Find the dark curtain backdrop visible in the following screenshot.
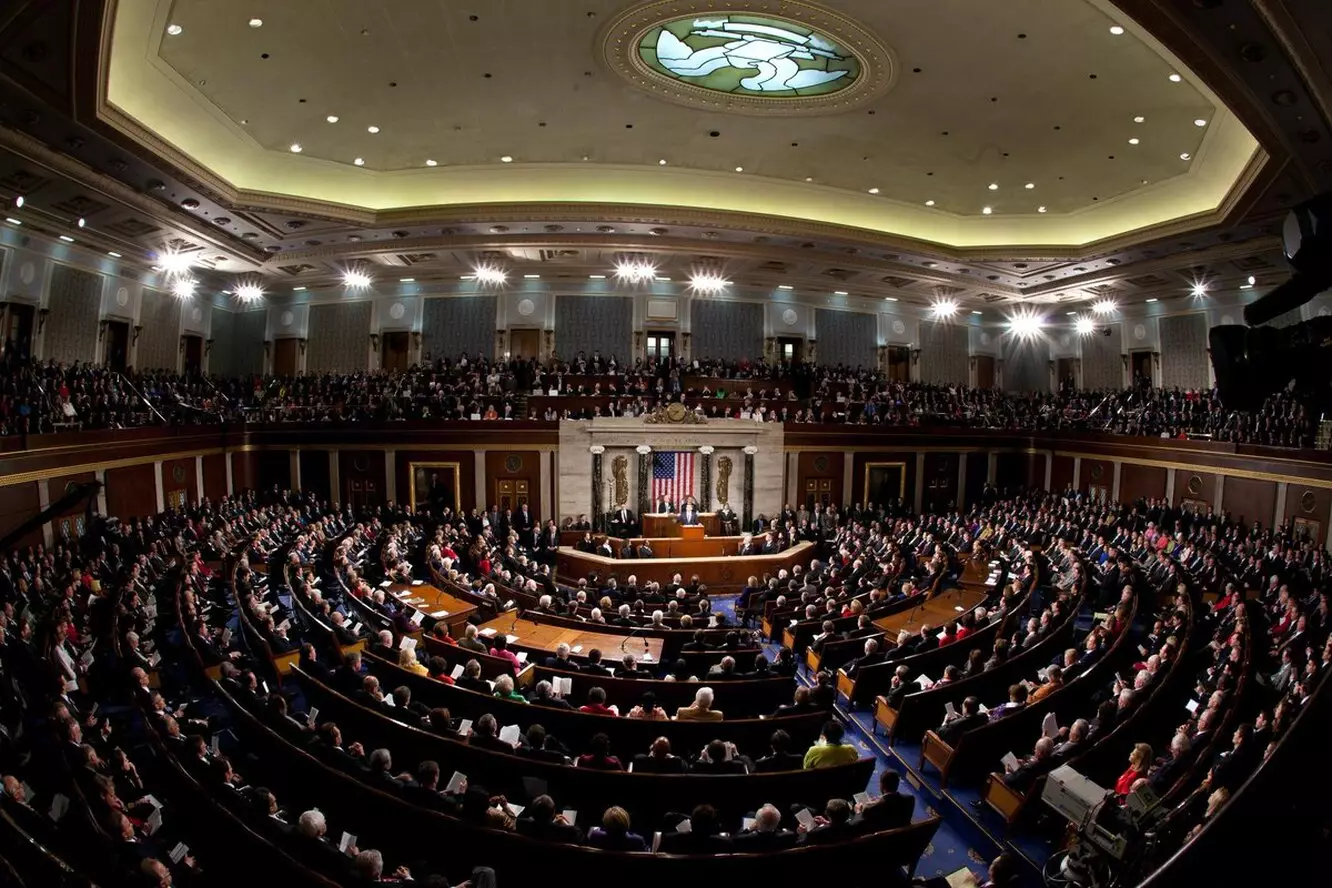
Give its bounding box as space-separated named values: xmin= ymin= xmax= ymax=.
xmin=307 ymin=302 xmax=372 ymax=372
xmin=690 ymin=300 xmax=763 ymax=361
xmin=1158 ymin=314 xmax=1210 ymax=390
xmin=919 ymin=322 xmax=968 ymax=385
xmin=422 ymin=296 xmax=497 ymax=362
xmin=816 ymin=308 xmax=876 ymax=368
xmin=555 ymin=295 xmax=632 ymax=361
xmin=44 ymin=264 xmax=102 ymax=365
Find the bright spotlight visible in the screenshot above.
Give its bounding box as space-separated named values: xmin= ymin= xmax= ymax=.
xmin=1091 ymin=299 xmax=1117 ymax=314
xmin=614 ymin=260 xmax=657 ymax=283
xmin=1191 ymin=282 xmax=1208 ymax=298
xmin=930 ymin=300 xmax=958 ymax=319
xmin=156 ymin=249 xmax=196 ymax=278
xmin=233 ymin=282 xmax=265 ymax=303
xmin=1075 ymin=316 xmax=1096 ymax=335
xmin=689 ymin=271 xmax=731 ymax=295
xmin=342 ymin=269 xmax=373 ymax=289
xmin=171 ymin=278 xmax=197 ymax=299
xmin=1007 ymin=309 xmax=1046 ymax=339
xmin=473 ymin=265 xmax=509 ymax=286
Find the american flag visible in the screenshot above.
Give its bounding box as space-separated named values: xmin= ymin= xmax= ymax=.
xmin=652 ymin=450 xmax=695 ymax=507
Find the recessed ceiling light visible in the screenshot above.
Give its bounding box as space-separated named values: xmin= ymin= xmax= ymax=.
xmin=367 ymin=125 xmax=380 ymax=134
xmin=804 ymin=177 xmax=814 ymax=182
xmin=248 ymin=18 xmax=263 ymax=29
xmin=501 ymin=155 xmax=514 ymax=163
xmin=982 ymin=207 xmax=993 ymax=214
xmin=777 ymin=284 xmax=794 ymax=290
xmin=833 ymin=290 xmax=848 ymax=295
xmin=1128 ymin=138 xmax=1140 ymax=145
xmin=971 ymin=309 xmax=983 ymax=315
xmin=884 ymin=296 xmax=898 ymax=302
xmin=107 ymin=251 xmax=121 ymax=258
xmin=867 ymin=187 xmax=879 ymax=194
xmin=292 ymin=286 xmax=306 ymax=291
xmin=1168 ymin=73 xmax=1182 ymax=83
xmin=4 ymin=218 xmax=20 ymax=225
xmin=1194 ymin=119 xmax=1208 ymax=127
xmin=1024 ymin=183 xmax=1035 ymax=190
xmin=988 ymin=183 xmax=999 ymax=191
xmin=59 ymin=235 xmax=75 ymax=242
xmin=77 ymin=217 xmax=86 ymax=228
xmin=400 ymin=277 xmax=415 ymax=283
xmin=166 ymin=24 xmax=183 ymax=36
xmin=234 ymin=282 xmax=264 ymax=303
xmin=614 ymin=261 xmax=656 ymax=283
xmin=353 ymin=157 xmax=365 ymax=166
xmin=925 ymin=199 xmax=935 ymax=206
xmin=326 ymin=115 xmax=339 ymax=123
xmin=1133 ymin=116 xmax=1145 ymax=123
xmin=1109 ymin=25 xmax=1125 ymax=35
xmin=1180 ymin=152 xmax=1191 ymax=160
xmin=13 ymin=196 xmax=23 ymax=208
xmin=343 ymin=269 xmax=372 ymax=289
xmin=1191 ymin=283 xmax=1208 ymax=297
xmin=735 ymin=166 xmax=744 ymax=172
xmin=289 ymin=143 xmax=302 ymax=153
xmin=1037 ymin=206 xmax=1047 ymax=213
xmin=1145 ymin=297 xmax=1158 ymax=303
xmin=1075 ymin=316 xmax=1096 ymax=334
xmin=658 ymin=159 xmax=667 ymax=165
xmin=589 ymin=274 xmax=606 ymax=279
xmin=425 ymin=159 xmax=437 ymax=166
xmin=524 ymin=274 xmax=541 ymax=279
xmin=1248 ymin=276 xmax=1257 ymax=286
xmin=459 ymin=275 xmax=476 ymax=281
xmin=172 ymin=278 xmax=196 ymax=299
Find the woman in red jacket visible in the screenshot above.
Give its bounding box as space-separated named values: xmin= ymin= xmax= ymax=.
xmin=1115 ymin=742 xmax=1153 ymax=799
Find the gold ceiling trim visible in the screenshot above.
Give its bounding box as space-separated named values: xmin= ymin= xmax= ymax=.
xmin=597 ymin=1 xmax=896 ymax=117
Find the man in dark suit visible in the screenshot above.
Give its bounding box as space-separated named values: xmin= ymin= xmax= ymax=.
xmin=733 ymin=804 xmax=797 ymax=851
xmin=632 ymin=737 xmax=689 ymax=774
xmin=845 ymin=638 xmax=887 ymax=677
xmin=853 ymin=770 xmax=914 ymax=831
xmin=678 ymin=500 xmax=701 ymax=526
xmin=936 ymin=696 xmax=988 ymax=746
xmin=753 ymin=729 xmax=804 ymax=772
xmin=611 ymin=505 xmax=634 ymax=533
xmin=636 ymin=540 xmax=654 ymax=558
xmin=769 ymin=687 xmax=819 ymax=718
xmin=516 ymin=795 xmax=582 ymax=844
xmin=655 ymin=498 xmax=675 ymax=514
xmin=1003 ymin=737 xmax=1057 ymax=793
xmin=799 ymin=798 xmax=856 ymax=845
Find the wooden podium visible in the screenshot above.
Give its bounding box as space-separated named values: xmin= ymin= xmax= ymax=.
xmin=680 ymin=525 xmax=705 ymax=541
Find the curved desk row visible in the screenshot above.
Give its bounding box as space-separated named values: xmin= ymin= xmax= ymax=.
xmin=556 ymin=540 xmax=815 ymax=590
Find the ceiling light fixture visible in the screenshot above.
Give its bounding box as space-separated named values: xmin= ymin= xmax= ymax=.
xmin=884 ymin=297 xmax=898 ymax=302
xmin=77 ymin=217 xmax=86 ymax=228
xmin=425 ymin=159 xmax=437 ymax=166
xmin=171 ymin=278 xmax=196 ymax=299
xmin=925 ymin=199 xmax=935 ymax=206
xmin=658 ymin=159 xmax=667 ymax=165
xmin=249 ymin=19 xmax=263 ymax=29
xmin=1191 ymin=282 xmax=1208 ymax=297
xmin=833 ymin=290 xmax=849 ymax=296
xmin=1194 ymin=119 xmax=1207 ymax=127
xmin=1109 ymin=25 xmax=1125 ymax=35
xmin=588 ymin=274 xmax=606 ymax=279
xmin=343 ymin=269 xmax=373 ymax=289
xmin=805 ymin=177 xmax=814 ymax=182
xmin=988 ymin=183 xmax=999 ymax=191
xmin=289 ymin=143 xmax=302 ymax=153
xmin=689 ymin=271 xmax=731 ymax=295
xmin=1168 ymin=73 xmax=1182 ymax=82
xmin=353 ymin=157 xmax=365 ymax=166
xmin=58 ymin=235 xmax=75 ymax=243
xmin=614 ymin=260 xmax=657 ymax=283
xmin=367 ymin=126 xmax=380 ymax=134
xmin=655 ymin=276 xmax=671 ymax=282
xmin=867 ymin=187 xmax=879 ymax=194
xmin=1037 ymin=206 xmax=1048 ymax=213
xmin=734 ymin=166 xmax=744 ymax=172
xmin=1133 ymin=115 xmax=1145 ymax=123
xmin=1145 ymin=297 xmax=1159 ymax=303
xmin=292 ymin=286 xmax=306 ymax=291
xmin=1075 ymin=316 xmax=1096 ymax=335
xmin=1092 ymin=300 xmax=1117 ymax=314
xmin=971 ymin=310 xmax=983 ymax=315
xmin=500 ymin=155 xmax=513 ymax=163
xmin=1024 ymin=183 xmax=1035 ymax=190
xmin=1180 ymin=152 xmax=1191 ymax=160
xmin=982 ymin=207 xmax=993 ymax=215
xmin=1248 ymin=276 xmax=1257 ymax=286
xmin=523 ymin=274 xmax=541 ymax=279
xmin=326 ymin=115 xmax=339 ymax=123
xmin=459 ymin=275 xmax=476 ymax=281
xmin=1128 ymin=138 xmax=1140 ymax=145
xmin=108 ymin=251 xmax=121 ymax=258
xmin=166 ymin=24 xmax=183 ymax=36
xmin=14 ymin=196 xmax=24 ymax=208
xmin=233 ymin=281 xmax=265 ymax=303
xmin=400 ymin=277 xmax=415 ymax=283
xmin=4 ymin=218 xmax=19 ymax=226
xmin=1007 ymin=308 xmax=1046 ymax=340
xmin=931 ymin=300 xmax=958 ymax=319
xmin=777 ymin=284 xmax=794 ymax=290
xmin=474 ymin=264 xmax=508 ymax=286
xmin=155 ymin=249 xmax=195 ymax=277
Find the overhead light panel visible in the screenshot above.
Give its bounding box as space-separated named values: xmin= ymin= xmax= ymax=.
xmin=735 ymin=166 xmax=744 ymax=172
xmin=326 ymin=115 xmax=339 ymax=123
xmin=1075 ymin=316 xmax=1096 ymax=335
xmin=367 ymin=126 xmax=381 ymax=134
xmin=249 ymin=18 xmax=263 ymax=28
xmin=166 ymin=24 xmax=183 ymax=36
xmin=4 ymin=218 xmax=20 ymax=226
xmin=971 ymin=310 xmax=983 ymax=315
xmin=1109 ymin=25 xmax=1125 ymax=35
xmin=588 ymin=274 xmax=606 ymax=279
xmin=1092 ymin=300 xmax=1117 ymax=314
xmin=867 ymin=187 xmax=879 ymax=194
xmin=107 ymin=251 xmax=121 ymax=258
xmin=292 ymin=286 xmax=307 ymax=291
xmin=1191 ymin=283 xmax=1208 ymax=297
xmin=833 ymin=290 xmax=849 ymax=296
xmin=1168 ymin=73 xmax=1182 ymax=83
xmin=500 ymin=155 xmax=513 ymax=163
xmin=988 ymin=183 xmax=999 ymax=191
xmin=982 ymin=207 xmax=993 ymax=215
xmin=1037 ymin=206 xmax=1047 ymax=213
xmin=1194 ymin=119 xmax=1207 ymax=127
xmin=399 ymin=277 xmax=415 ymax=283
xmin=13 ymin=196 xmax=23 ymax=208
xmin=342 ymin=268 xmax=373 ymax=289
xmin=925 ymin=200 xmax=935 ymax=207
xmin=931 ymin=300 xmax=958 ymax=318
xmin=523 ymin=274 xmax=541 ymax=279
xmin=233 ymin=282 xmax=265 ymax=303
xmin=156 ymin=249 xmax=195 ymax=277
xmin=425 ymin=159 xmax=438 ymax=166
xmin=59 ymin=235 xmax=75 ymax=243
xmin=474 ymin=264 xmax=508 ymax=285
xmin=1145 ymin=297 xmax=1159 ymax=303
xmin=777 ymin=284 xmax=794 ymax=291
xmin=353 ymin=157 xmax=365 ymax=166
xmin=289 ymin=143 xmax=302 ymax=153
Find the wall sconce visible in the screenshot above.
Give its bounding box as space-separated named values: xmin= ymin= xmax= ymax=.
xmin=98 ymin=320 xmax=109 ymax=341
xmin=133 ymin=325 xmax=143 ymax=344
xmin=37 ymin=308 xmax=49 ymax=333
xmin=179 ymin=336 xmax=187 ymax=354
xmin=910 ymin=347 xmax=921 ymax=365
xmin=1048 ymin=360 xmax=1056 ymax=373
xmin=263 ymin=339 xmax=272 ymax=356
xmin=369 ymin=333 xmax=380 ymax=351
xmin=298 ymin=338 xmax=308 ymax=354
xmin=205 ymin=338 xmax=214 ymax=356
xmin=411 ymin=332 xmax=421 ymax=350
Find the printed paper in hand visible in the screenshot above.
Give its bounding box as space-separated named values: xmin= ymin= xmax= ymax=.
xmin=498 ymin=724 xmax=521 ymax=746
xmin=350 ymin=623 xmax=362 ymax=636
xmin=562 ymin=810 xmax=577 ymax=826
xmin=853 ymin=792 xmax=871 ymax=807
xmin=210 ymin=734 xmax=221 ymax=755
xmin=444 ymin=771 xmax=467 ymax=793
xmin=308 ymin=707 xmax=319 ymax=725
xmin=516 ymin=651 xmax=528 ymax=664
xmin=1185 ymin=699 xmax=1199 ymax=714
xmin=741 ymin=817 xmax=756 ymax=831
xmin=456 ymin=719 xmax=473 ymax=737
xmin=451 ymin=664 xmax=464 ymax=680
xmin=554 ymin=677 xmax=573 ymax=697
xmin=339 ymin=832 xmax=357 ymax=853
xmin=507 ymin=803 xmax=525 ymax=818
xmin=49 ymin=793 xmax=69 ymax=822
xmin=674 ymin=818 xmax=692 ymax=834
xmin=146 ymin=806 xmax=164 ymax=835
xmin=260 ymin=680 xmax=269 ymax=695
xmin=978 ymin=703 xmax=989 ymax=714
xmin=794 ymin=808 xmax=816 ymax=830
xmin=1042 ymin=712 xmax=1060 ymax=739
xmin=221 ymin=628 xmax=232 ymax=647
xmin=944 ymin=701 xmax=957 ymax=718
xmin=382 ymin=694 xmax=396 ymax=708
xmin=914 ymin=674 xmax=933 ymax=689
xmin=169 ymin=843 xmax=189 ymax=864
xmin=399 ymin=636 xmax=417 ymax=652
xmin=1001 ymin=752 xmax=1020 ymax=771
xmin=944 ymin=867 xmax=980 ymax=888
xmin=410 ymin=610 xmax=426 ymax=626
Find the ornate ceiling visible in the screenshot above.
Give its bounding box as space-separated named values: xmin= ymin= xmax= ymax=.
xmin=0 ymin=0 xmax=1327 ymax=310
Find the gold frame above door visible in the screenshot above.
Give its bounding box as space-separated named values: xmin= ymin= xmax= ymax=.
xmin=407 ymin=461 xmax=462 ymax=514
xmin=863 ymin=461 xmax=907 ymax=506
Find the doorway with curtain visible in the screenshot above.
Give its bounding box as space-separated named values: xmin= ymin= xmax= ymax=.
xmin=102 ymin=320 xmax=129 ymax=372
xmin=273 ymin=338 xmax=299 ymax=375
xmin=182 ymin=335 xmax=203 ymax=373
xmin=886 ymin=345 xmax=910 ymax=382
xmin=381 ymin=332 xmax=410 ymax=370
xmin=509 ymin=328 xmax=541 ymax=361
xmin=975 ymin=355 xmax=996 ymax=389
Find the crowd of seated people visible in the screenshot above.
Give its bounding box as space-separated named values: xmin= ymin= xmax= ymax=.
xmin=0 ymin=350 xmax=1316 ymax=449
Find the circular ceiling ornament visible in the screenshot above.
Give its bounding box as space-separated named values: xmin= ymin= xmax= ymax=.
xmin=599 ymin=2 xmax=895 ymax=116
xmin=892 ymin=319 xmax=906 ymax=336
xmin=116 ymin=287 xmax=130 ymax=307
xmin=516 ymin=298 xmax=536 ymax=317
xmin=782 ymin=308 xmax=798 ymax=326
xmin=389 ymin=302 xmax=406 ymax=320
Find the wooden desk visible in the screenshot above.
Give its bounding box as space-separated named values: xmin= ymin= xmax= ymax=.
xmin=872 ymin=587 xmax=988 ymax=639
xmin=382 ymin=581 xmax=477 ymax=639
xmin=642 ymin=512 xmax=719 ymax=537
xmin=559 ymin=535 xmax=768 ymax=558
xmin=476 ymin=614 xmax=665 ymax=664
xmin=555 ymin=540 xmax=814 ymax=590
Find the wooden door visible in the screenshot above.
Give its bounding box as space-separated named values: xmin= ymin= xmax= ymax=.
xmin=509 ymin=329 xmax=541 ymax=360
xmin=274 ymin=338 xmax=299 ymax=375
xmin=804 ymin=477 xmax=835 ymax=508
xmin=381 ymin=331 xmax=410 ymax=370
xmin=1056 ymin=357 xmax=1076 ymax=390
xmin=183 ymin=335 xmax=203 ymax=373
xmin=3 ymin=303 xmax=34 ymax=361
xmin=886 ymin=345 xmax=910 ymax=382
xmin=1131 ymin=351 xmax=1153 ymax=386
xmin=975 ymin=355 xmax=996 ymax=389
xmin=777 ymin=336 xmax=804 ymax=363
xmin=103 ymin=320 xmax=129 ymax=371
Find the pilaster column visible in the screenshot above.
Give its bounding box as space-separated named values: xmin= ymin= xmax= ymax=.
xmin=195 ymin=456 xmax=205 ymax=503
xmin=329 ymin=451 xmax=341 ymax=506
xmin=1274 ymin=483 xmax=1288 ymax=531
xmin=786 ymin=451 xmax=799 ymax=508
xmin=636 ymin=446 xmax=652 ymax=520
xmin=473 ymin=450 xmax=487 ymax=514
xmin=1111 ymin=462 xmax=1122 ymax=502
xmin=1072 ymin=457 xmax=1081 ymax=491
xmin=289 ymin=450 xmax=301 ymax=492
xmin=539 ymin=451 xmax=553 ymax=523
xmin=986 ymin=452 xmax=998 ymax=485
xmin=385 ymin=450 xmax=397 ymax=505
xmin=94 ymin=469 xmax=108 ymax=516
xmin=841 ymin=457 xmax=854 ymax=510
xmin=37 ymin=479 xmax=52 ymax=547
xmin=913 ymin=452 xmax=925 ymax=514
xmin=225 ymin=452 xmax=234 ymax=496
xmin=743 ymin=446 xmax=757 ymax=529
xmin=154 ymin=461 xmax=166 ymax=512
xmin=957 ymin=453 xmax=968 ymax=509
xmin=591 ymin=446 xmax=607 ymax=531
xmin=698 ymin=446 xmax=714 ymax=512
xmin=1165 ymin=468 xmax=1176 ymax=505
